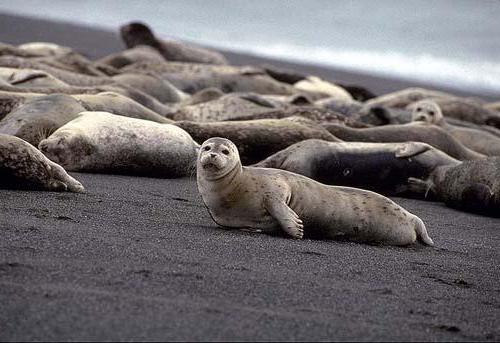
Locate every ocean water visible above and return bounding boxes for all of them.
[0,0,499,97]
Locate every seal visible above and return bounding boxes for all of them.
[253,139,460,196]
[0,67,69,88]
[365,87,456,109]
[0,94,86,146]
[408,157,500,216]
[197,137,433,246]
[38,111,199,177]
[171,92,278,121]
[120,22,229,65]
[294,76,352,100]
[0,134,84,192]
[121,60,300,95]
[485,101,500,112]
[71,92,173,123]
[97,45,166,69]
[407,97,500,128]
[174,117,340,165]
[411,100,500,156]
[322,123,485,161]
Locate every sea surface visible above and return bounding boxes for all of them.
[0,0,499,97]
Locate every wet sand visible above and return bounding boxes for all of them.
[0,13,499,341]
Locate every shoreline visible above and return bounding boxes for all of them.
[0,12,495,100]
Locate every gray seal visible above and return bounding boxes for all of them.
[323,123,485,161]
[253,139,459,196]
[197,137,433,246]
[408,157,500,216]
[0,133,84,192]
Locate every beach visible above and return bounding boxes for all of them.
[0,13,499,341]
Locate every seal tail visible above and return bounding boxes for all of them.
[414,216,434,246]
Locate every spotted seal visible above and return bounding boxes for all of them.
[39,111,198,177]
[0,134,84,192]
[197,137,433,246]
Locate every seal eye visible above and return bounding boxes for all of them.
[429,111,435,116]
[416,107,422,112]
[221,149,230,155]
[203,146,211,151]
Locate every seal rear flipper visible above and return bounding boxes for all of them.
[263,196,304,239]
[414,216,434,246]
[460,183,494,212]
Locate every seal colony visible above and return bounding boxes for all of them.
[1,21,500,246]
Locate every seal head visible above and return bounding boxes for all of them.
[198,137,241,181]
[411,100,444,125]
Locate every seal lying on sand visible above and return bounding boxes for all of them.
[39,111,199,177]
[0,134,84,192]
[253,140,459,196]
[175,117,340,165]
[408,157,500,216]
[411,100,500,156]
[0,94,86,146]
[197,137,433,246]
[323,123,485,161]
[120,22,228,65]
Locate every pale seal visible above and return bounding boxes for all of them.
[0,134,84,192]
[411,100,500,156]
[323,123,485,161]
[120,22,229,65]
[197,137,433,246]
[365,87,456,109]
[294,76,352,100]
[408,157,500,216]
[175,117,340,165]
[253,139,459,196]
[0,94,86,146]
[407,97,500,128]
[39,111,198,177]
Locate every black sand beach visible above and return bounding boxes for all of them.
[0,14,499,341]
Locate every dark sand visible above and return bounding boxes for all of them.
[0,14,499,341]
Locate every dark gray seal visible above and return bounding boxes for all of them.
[0,134,84,192]
[175,117,340,165]
[408,157,500,216]
[197,137,433,246]
[120,22,228,65]
[253,140,459,196]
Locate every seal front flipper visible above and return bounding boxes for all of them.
[395,142,432,158]
[263,196,304,239]
[407,177,434,198]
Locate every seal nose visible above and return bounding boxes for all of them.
[210,153,217,158]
